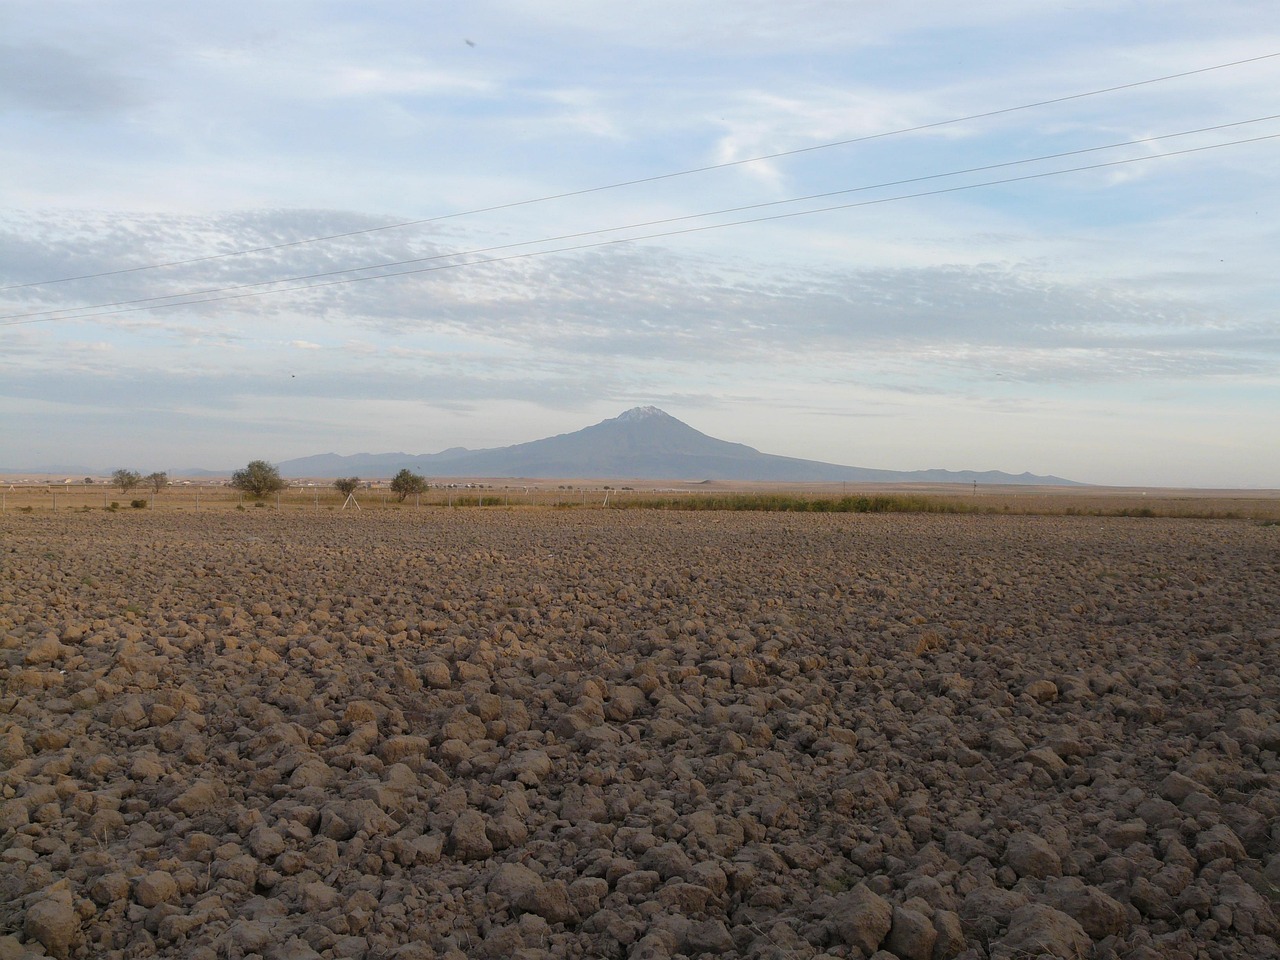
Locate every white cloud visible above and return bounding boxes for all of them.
[2,1,1278,484]
[325,64,494,98]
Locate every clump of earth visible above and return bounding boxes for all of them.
[1,511,1277,960]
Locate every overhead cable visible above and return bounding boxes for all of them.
[3,50,1278,292]
[3,116,1277,322]
[4,129,1277,328]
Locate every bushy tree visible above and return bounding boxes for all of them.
[230,460,286,498]
[146,471,168,494]
[334,477,361,497]
[112,469,142,493]
[390,469,427,502]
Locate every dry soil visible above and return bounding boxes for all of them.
[1,510,1278,960]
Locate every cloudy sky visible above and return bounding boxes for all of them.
[2,1,1278,486]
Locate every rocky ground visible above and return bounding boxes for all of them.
[1,510,1278,960]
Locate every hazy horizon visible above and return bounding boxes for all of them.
[3,3,1278,487]
[3,406,1277,490]
[0,405,1079,485]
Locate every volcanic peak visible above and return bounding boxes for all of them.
[616,405,669,422]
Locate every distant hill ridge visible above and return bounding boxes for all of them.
[271,406,1080,485]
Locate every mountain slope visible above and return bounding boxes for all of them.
[273,406,1079,484]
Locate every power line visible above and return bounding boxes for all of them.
[4,129,1276,328]
[3,49,1278,293]
[6,116,1278,320]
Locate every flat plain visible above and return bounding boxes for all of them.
[2,508,1278,960]
[3,479,1279,522]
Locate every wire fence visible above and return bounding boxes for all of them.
[1,480,1277,520]
[0,481,704,514]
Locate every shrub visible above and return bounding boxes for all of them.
[112,469,142,493]
[130,499,147,509]
[610,493,983,515]
[230,460,286,498]
[390,469,427,502]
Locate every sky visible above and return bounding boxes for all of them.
[2,1,1278,487]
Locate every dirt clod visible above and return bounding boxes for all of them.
[2,510,1277,958]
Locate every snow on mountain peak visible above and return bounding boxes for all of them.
[617,406,666,422]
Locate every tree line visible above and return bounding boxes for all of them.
[335,468,428,501]
[110,469,169,494]
[108,461,431,502]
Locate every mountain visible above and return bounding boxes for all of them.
[0,463,98,476]
[272,406,1080,485]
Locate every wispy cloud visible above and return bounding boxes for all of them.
[2,1,1278,484]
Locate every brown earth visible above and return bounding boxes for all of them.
[1,509,1278,960]
[3,479,1278,522]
